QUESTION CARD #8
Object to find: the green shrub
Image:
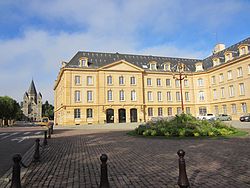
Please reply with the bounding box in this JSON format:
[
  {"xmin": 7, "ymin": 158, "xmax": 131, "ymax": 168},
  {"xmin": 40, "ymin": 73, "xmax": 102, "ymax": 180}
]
[{"xmin": 135, "ymin": 113, "xmax": 240, "ymax": 137}]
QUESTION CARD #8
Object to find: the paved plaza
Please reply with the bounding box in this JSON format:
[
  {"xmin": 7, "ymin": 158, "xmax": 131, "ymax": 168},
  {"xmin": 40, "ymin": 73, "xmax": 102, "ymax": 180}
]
[{"xmin": 1, "ymin": 122, "xmax": 250, "ymax": 187}]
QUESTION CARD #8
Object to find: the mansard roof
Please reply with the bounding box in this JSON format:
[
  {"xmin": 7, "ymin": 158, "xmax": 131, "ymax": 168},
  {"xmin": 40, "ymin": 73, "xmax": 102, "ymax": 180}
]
[
  {"xmin": 28, "ymin": 80, "xmax": 37, "ymax": 95},
  {"xmin": 64, "ymin": 37, "xmax": 250, "ymax": 72}
]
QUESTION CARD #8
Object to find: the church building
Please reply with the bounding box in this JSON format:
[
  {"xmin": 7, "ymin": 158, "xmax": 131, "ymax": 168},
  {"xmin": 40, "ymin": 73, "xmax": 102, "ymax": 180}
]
[{"xmin": 22, "ymin": 80, "xmax": 42, "ymax": 121}]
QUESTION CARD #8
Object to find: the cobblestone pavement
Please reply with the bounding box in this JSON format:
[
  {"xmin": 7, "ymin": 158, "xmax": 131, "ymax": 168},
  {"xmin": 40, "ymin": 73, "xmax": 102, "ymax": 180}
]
[{"xmin": 7, "ymin": 127, "xmax": 247, "ymax": 188}]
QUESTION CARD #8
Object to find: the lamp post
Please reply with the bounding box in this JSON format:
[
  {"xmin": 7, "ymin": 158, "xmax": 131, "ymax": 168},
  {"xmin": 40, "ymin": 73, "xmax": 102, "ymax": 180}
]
[{"xmin": 172, "ymin": 63, "xmax": 187, "ymax": 113}]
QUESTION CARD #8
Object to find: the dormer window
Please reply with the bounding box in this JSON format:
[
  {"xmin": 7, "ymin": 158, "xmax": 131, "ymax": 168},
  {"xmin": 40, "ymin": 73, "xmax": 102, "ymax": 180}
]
[
  {"xmin": 224, "ymin": 52, "xmax": 232, "ymax": 62},
  {"xmin": 79, "ymin": 58, "xmax": 88, "ymax": 67},
  {"xmin": 163, "ymin": 63, "xmax": 171, "ymax": 71},
  {"xmin": 195, "ymin": 62, "xmax": 203, "ymax": 72},
  {"xmin": 238, "ymin": 44, "xmax": 249, "ymax": 56},
  {"xmin": 149, "ymin": 61, "xmax": 157, "ymax": 70},
  {"xmin": 212, "ymin": 57, "xmax": 220, "ymax": 67}
]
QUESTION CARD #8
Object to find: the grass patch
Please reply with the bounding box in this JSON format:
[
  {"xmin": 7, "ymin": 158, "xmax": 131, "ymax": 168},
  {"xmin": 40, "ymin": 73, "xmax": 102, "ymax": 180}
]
[{"xmin": 130, "ymin": 113, "xmax": 247, "ymax": 139}]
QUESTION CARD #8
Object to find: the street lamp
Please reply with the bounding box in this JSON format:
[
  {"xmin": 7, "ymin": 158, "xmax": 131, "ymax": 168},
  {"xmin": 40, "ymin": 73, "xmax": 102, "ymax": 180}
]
[{"xmin": 172, "ymin": 62, "xmax": 187, "ymax": 113}]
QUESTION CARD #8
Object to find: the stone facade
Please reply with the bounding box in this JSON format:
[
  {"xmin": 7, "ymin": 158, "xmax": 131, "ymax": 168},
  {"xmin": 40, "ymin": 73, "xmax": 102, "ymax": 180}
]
[
  {"xmin": 54, "ymin": 37, "xmax": 250, "ymax": 125},
  {"xmin": 22, "ymin": 80, "xmax": 42, "ymax": 121}
]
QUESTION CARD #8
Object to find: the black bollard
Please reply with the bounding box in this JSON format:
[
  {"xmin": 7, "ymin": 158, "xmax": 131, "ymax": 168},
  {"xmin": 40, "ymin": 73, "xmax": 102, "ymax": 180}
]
[
  {"xmin": 48, "ymin": 127, "xmax": 51, "ymax": 139},
  {"xmin": 10, "ymin": 154, "xmax": 22, "ymax": 188},
  {"xmin": 99, "ymin": 154, "xmax": 109, "ymax": 188},
  {"xmin": 43, "ymin": 131, "xmax": 48, "ymax": 146},
  {"xmin": 177, "ymin": 149, "xmax": 190, "ymax": 188},
  {"xmin": 33, "ymin": 139, "xmax": 40, "ymax": 162},
  {"xmin": 51, "ymin": 124, "xmax": 54, "ymax": 134}
]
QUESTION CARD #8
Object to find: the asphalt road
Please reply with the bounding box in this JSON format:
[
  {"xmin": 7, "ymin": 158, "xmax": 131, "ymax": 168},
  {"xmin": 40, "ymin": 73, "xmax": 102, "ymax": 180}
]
[{"xmin": 0, "ymin": 126, "xmax": 44, "ymax": 177}]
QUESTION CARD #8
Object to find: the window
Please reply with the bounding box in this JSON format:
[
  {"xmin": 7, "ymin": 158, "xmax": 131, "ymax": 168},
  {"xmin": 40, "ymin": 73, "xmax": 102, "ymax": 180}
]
[
  {"xmin": 120, "ymin": 90, "xmax": 125, "ymax": 101},
  {"xmin": 241, "ymin": 103, "xmax": 247, "ymax": 113},
  {"xmin": 74, "ymin": 109, "xmax": 81, "ymax": 118},
  {"xmin": 148, "ymin": 108, "xmax": 153, "ymax": 116},
  {"xmin": 214, "ymin": 106, "xmax": 219, "ymax": 115},
  {"xmin": 231, "ymin": 104, "xmax": 237, "ymax": 114},
  {"xmin": 199, "ymin": 107, "xmax": 207, "ymax": 116},
  {"xmin": 164, "ymin": 63, "xmax": 170, "ymax": 71},
  {"xmin": 225, "ymin": 53, "xmax": 232, "ymax": 62},
  {"xmin": 150, "ymin": 63, "xmax": 157, "ymax": 70},
  {"xmin": 175, "ymin": 80, "xmax": 180, "ymax": 87},
  {"xmin": 87, "ymin": 109, "xmax": 93, "ymax": 118},
  {"xmin": 229, "ymin": 85, "xmax": 235, "ymax": 97},
  {"xmin": 227, "ymin": 71, "xmax": 232, "ymax": 80},
  {"xmin": 130, "ymin": 76, "xmax": 136, "ymax": 85},
  {"xmin": 197, "ymin": 78, "xmax": 204, "ymax": 87},
  {"xmin": 156, "ymin": 78, "xmax": 161, "ymax": 86},
  {"xmin": 158, "ymin": 107, "xmax": 163, "ymax": 116},
  {"xmin": 167, "ymin": 107, "xmax": 172, "ymax": 116},
  {"xmin": 186, "ymin": 107, "xmax": 191, "ymax": 114},
  {"xmin": 87, "ymin": 76, "xmax": 93, "ymax": 85},
  {"xmin": 177, "ymin": 107, "xmax": 182, "ymax": 115},
  {"xmin": 213, "ymin": 89, "xmax": 217, "ymax": 100},
  {"xmin": 119, "ymin": 76, "xmax": 124, "ymax": 85},
  {"xmin": 237, "ymin": 67, "xmax": 243, "ymax": 77},
  {"xmin": 219, "ymin": 73, "xmax": 224, "ymax": 82},
  {"xmin": 157, "ymin": 91, "xmax": 162, "ymax": 101},
  {"xmin": 176, "ymin": 92, "xmax": 180, "ymax": 101},
  {"xmin": 148, "ymin": 91, "xmax": 153, "ymax": 101},
  {"xmin": 240, "ymin": 47, "xmax": 247, "ymax": 56},
  {"xmin": 211, "ymin": 76, "xmax": 216, "ymax": 85},
  {"xmin": 184, "ymin": 80, "xmax": 189, "ymax": 87},
  {"xmin": 131, "ymin": 90, "xmax": 136, "ymax": 101},
  {"xmin": 147, "ymin": 78, "xmax": 152, "ymax": 86},
  {"xmin": 239, "ymin": 83, "xmax": 245, "ymax": 95},
  {"xmin": 185, "ymin": 92, "xmax": 190, "ymax": 101},
  {"xmin": 222, "ymin": 105, "xmax": 227, "ymax": 114},
  {"xmin": 221, "ymin": 87, "xmax": 225, "ymax": 98},
  {"xmin": 198, "ymin": 91, "xmax": 205, "ymax": 101},
  {"xmin": 107, "ymin": 76, "xmax": 112, "ymax": 85},
  {"xmin": 80, "ymin": 58, "xmax": 88, "ymax": 67},
  {"xmin": 107, "ymin": 90, "xmax": 113, "ymax": 101},
  {"xmin": 75, "ymin": 90, "xmax": 81, "ymax": 102},
  {"xmin": 87, "ymin": 91, "xmax": 93, "ymax": 102},
  {"xmin": 167, "ymin": 91, "xmax": 172, "ymax": 101},
  {"xmin": 75, "ymin": 76, "xmax": 80, "ymax": 85},
  {"xmin": 166, "ymin": 79, "xmax": 171, "ymax": 86}
]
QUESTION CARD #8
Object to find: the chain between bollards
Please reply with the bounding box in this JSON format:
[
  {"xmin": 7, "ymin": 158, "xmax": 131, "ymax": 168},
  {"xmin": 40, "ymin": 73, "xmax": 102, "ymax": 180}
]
[
  {"xmin": 33, "ymin": 138, "xmax": 41, "ymax": 162},
  {"xmin": 10, "ymin": 154, "xmax": 27, "ymax": 188},
  {"xmin": 99, "ymin": 154, "xmax": 109, "ymax": 188},
  {"xmin": 177, "ymin": 149, "xmax": 190, "ymax": 188},
  {"xmin": 43, "ymin": 131, "xmax": 48, "ymax": 146}
]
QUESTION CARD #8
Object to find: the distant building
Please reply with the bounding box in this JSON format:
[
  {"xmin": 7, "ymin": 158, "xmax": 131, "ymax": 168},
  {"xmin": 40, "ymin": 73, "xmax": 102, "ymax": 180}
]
[
  {"xmin": 22, "ymin": 80, "xmax": 42, "ymax": 121},
  {"xmin": 54, "ymin": 37, "xmax": 250, "ymax": 125}
]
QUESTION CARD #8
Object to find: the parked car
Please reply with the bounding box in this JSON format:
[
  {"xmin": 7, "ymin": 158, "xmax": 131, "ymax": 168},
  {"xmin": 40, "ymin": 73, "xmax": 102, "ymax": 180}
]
[
  {"xmin": 240, "ymin": 113, "xmax": 250, "ymax": 122},
  {"xmin": 197, "ymin": 114, "xmax": 216, "ymax": 121},
  {"xmin": 216, "ymin": 114, "xmax": 232, "ymax": 121}
]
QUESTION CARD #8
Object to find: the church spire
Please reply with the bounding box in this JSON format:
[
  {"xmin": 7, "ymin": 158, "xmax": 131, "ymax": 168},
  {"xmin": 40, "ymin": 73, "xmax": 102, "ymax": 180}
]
[{"xmin": 28, "ymin": 79, "xmax": 37, "ymax": 95}]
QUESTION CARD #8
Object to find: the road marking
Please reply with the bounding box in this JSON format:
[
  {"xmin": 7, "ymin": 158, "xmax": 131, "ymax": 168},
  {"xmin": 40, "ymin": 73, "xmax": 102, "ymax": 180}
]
[
  {"xmin": 0, "ymin": 133, "xmax": 7, "ymax": 136},
  {"xmin": 1, "ymin": 132, "xmax": 18, "ymax": 140},
  {"xmin": 23, "ymin": 132, "xmax": 31, "ymax": 135},
  {"xmin": 34, "ymin": 131, "xmax": 41, "ymax": 135}
]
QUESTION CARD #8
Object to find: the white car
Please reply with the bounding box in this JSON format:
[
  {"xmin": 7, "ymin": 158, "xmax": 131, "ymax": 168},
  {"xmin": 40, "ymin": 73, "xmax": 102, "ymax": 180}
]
[{"xmin": 197, "ymin": 114, "xmax": 216, "ymax": 121}]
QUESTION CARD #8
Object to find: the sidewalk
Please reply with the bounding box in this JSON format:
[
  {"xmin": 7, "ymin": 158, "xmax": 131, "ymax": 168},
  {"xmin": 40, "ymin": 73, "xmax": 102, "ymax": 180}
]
[{"xmin": 2, "ymin": 125, "xmax": 250, "ymax": 187}]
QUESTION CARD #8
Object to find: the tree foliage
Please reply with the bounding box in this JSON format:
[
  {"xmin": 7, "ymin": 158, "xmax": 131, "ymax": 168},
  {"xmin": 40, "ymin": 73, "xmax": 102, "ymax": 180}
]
[
  {"xmin": 42, "ymin": 100, "xmax": 54, "ymax": 120},
  {"xmin": 0, "ymin": 96, "xmax": 23, "ymax": 120}
]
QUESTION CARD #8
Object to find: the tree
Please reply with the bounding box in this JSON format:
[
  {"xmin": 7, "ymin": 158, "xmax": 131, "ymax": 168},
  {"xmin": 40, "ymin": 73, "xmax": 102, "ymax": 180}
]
[{"xmin": 42, "ymin": 101, "xmax": 54, "ymax": 120}]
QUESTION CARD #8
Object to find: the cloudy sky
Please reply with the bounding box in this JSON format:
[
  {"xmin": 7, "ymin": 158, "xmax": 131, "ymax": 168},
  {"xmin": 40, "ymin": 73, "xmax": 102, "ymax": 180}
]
[{"xmin": 0, "ymin": 0, "xmax": 250, "ymax": 104}]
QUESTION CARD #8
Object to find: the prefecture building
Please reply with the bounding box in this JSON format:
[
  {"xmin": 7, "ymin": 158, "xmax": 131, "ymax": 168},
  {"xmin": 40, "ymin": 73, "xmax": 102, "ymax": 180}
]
[
  {"xmin": 54, "ymin": 37, "xmax": 250, "ymax": 125},
  {"xmin": 22, "ymin": 80, "xmax": 42, "ymax": 121}
]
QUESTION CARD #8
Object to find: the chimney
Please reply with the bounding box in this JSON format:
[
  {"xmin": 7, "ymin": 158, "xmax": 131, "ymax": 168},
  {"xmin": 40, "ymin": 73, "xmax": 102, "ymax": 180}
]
[{"xmin": 213, "ymin": 43, "xmax": 225, "ymax": 54}]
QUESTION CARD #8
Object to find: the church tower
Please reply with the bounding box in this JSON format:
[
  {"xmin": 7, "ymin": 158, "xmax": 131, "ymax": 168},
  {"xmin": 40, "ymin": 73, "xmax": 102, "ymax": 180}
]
[{"xmin": 22, "ymin": 80, "xmax": 42, "ymax": 121}]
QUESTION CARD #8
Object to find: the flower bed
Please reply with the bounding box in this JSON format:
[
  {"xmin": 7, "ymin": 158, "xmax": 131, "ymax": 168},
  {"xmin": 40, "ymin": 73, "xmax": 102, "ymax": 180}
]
[{"xmin": 134, "ymin": 114, "xmax": 240, "ymax": 137}]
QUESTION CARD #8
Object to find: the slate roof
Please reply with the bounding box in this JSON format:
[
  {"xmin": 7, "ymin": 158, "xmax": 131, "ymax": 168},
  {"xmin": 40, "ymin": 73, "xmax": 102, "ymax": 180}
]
[
  {"xmin": 28, "ymin": 80, "xmax": 37, "ymax": 96},
  {"xmin": 65, "ymin": 37, "xmax": 250, "ymax": 72}
]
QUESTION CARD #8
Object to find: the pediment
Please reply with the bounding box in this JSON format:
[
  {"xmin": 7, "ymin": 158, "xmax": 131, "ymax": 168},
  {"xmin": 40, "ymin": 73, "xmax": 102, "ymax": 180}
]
[{"xmin": 98, "ymin": 60, "xmax": 144, "ymax": 72}]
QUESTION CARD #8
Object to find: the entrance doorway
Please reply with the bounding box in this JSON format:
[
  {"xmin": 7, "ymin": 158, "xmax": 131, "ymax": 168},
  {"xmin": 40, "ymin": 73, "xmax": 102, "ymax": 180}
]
[
  {"xmin": 118, "ymin": 109, "xmax": 126, "ymax": 123},
  {"xmin": 130, "ymin": 108, "xmax": 138, "ymax": 122},
  {"xmin": 106, "ymin": 109, "xmax": 114, "ymax": 123}
]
